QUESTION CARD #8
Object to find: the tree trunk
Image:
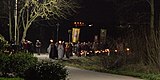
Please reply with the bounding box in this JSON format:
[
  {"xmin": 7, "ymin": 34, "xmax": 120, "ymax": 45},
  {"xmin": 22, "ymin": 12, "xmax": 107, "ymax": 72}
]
[
  {"xmin": 16, "ymin": 26, "xmax": 19, "ymax": 45},
  {"xmin": 21, "ymin": 28, "xmax": 28, "ymax": 42},
  {"xmin": 9, "ymin": 9, "xmax": 12, "ymax": 41},
  {"xmin": 159, "ymin": 13, "xmax": 160, "ymax": 29},
  {"xmin": 150, "ymin": 0, "xmax": 154, "ymax": 32},
  {"xmin": 8, "ymin": 1, "xmax": 12, "ymax": 41},
  {"xmin": 148, "ymin": 0, "xmax": 160, "ymax": 68}
]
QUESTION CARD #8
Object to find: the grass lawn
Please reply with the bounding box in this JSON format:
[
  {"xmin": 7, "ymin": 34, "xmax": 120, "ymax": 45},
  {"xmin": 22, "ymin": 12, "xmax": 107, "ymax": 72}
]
[{"xmin": 0, "ymin": 78, "xmax": 23, "ymax": 80}]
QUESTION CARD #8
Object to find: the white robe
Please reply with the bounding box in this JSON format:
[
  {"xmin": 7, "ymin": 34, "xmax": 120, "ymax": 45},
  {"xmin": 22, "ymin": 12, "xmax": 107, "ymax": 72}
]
[
  {"xmin": 57, "ymin": 44, "xmax": 64, "ymax": 59},
  {"xmin": 47, "ymin": 44, "xmax": 51, "ymax": 53}
]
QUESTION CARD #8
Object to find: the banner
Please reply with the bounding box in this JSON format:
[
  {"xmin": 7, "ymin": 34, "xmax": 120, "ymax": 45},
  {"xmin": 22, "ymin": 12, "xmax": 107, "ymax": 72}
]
[{"xmin": 72, "ymin": 28, "xmax": 80, "ymax": 43}]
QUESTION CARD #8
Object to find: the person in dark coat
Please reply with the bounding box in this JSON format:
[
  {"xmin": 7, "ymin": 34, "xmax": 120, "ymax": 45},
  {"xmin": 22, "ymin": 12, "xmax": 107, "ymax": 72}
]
[
  {"xmin": 65, "ymin": 42, "xmax": 72, "ymax": 59},
  {"xmin": 48, "ymin": 40, "xmax": 58, "ymax": 59}
]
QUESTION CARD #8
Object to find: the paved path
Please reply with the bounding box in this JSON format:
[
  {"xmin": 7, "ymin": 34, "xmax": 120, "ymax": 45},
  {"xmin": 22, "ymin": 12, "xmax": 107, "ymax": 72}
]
[
  {"xmin": 34, "ymin": 54, "xmax": 143, "ymax": 80},
  {"xmin": 66, "ymin": 66, "xmax": 143, "ymax": 80}
]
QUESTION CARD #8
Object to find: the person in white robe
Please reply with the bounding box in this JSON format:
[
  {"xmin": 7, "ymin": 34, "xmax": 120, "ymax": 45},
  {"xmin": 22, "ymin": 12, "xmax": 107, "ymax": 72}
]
[{"xmin": 57, "ymin": 41, "xmax": 64, "ymax": 59}]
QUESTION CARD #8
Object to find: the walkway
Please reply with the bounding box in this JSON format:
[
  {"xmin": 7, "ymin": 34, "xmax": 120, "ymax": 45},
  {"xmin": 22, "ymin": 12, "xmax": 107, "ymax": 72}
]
[
  {"xmin": 34, "ymin": 53, "xmax": 143, "ymax": 80},
  {"xmin": 67, "ymin": 66, "xmax": 143, "ymax": 80}
]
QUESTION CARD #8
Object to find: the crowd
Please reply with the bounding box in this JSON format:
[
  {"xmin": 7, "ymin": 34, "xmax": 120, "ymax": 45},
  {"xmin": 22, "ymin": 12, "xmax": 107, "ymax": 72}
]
[
  {"xmin": 6, "ymin": 38, "xmax": 130, "ymax": 59},
  {"xmin": 47, "ymin": 40, "xmax": 109, "ymax": 59},
  {"xmin": 20, "ymin": 39, "xmax": 42, "ymax": 54},
  {"xmin": 47, "ymin": 39, "xmax": 131, "ymax": 59}
]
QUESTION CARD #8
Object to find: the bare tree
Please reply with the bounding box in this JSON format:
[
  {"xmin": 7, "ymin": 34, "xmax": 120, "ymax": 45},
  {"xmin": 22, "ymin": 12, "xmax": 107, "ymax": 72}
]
[{"xmin": 15, "ymin": 0, "xmax": 78, "ymax": 44}]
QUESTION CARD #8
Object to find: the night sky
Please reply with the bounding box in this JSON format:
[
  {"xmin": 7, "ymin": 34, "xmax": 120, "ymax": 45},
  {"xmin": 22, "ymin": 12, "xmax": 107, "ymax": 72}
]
[
  {"xmin": 72, "ymin": 0, "xmax": 117, "ymax": 40},
  {"xmin": 25, "ymin": 0, "xmax": 118, "ymax": 49},
  {"xmin": 58, "ymin": 0, "xmax": 117, "ymax": 42}
]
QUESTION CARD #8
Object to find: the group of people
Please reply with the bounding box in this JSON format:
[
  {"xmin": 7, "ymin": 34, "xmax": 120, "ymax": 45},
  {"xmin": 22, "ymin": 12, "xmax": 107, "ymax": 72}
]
[
  {"xmin": 47, "ymin": 40, "xmax": 72, "ymax": 59},
  {"xmin": 8, "ymin": 37, "xmax": 127, "ymax": 59},
  {"xmin": 21, "ymin": 39, "xmax": 42, "ymax": 54},
  {"xmin": 47, "ymin": 40, "xmax": 108, "ymax": 59}
]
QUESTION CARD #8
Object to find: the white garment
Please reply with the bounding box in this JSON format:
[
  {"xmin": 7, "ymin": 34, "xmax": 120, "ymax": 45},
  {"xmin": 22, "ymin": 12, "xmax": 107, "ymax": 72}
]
[
  {"xmin": 57, "ymin": 44, "xmax": 64, "ymax": 59},
  {"xmin": 47, "ymin": 44, "xmax": 51, "ymax": 53}
]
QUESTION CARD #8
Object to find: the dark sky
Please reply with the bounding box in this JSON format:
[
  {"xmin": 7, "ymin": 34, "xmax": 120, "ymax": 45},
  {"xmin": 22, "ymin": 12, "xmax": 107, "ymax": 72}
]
[
  {"xmin": 28, "ymin": 0, "xmax": 117, "ymax": 44},
  {"xmin": 72, "ymin": 0, "xmax": 116, "ymax": 26},
  {"xmin": 65, "ymin": 0, "xmax": 117, "ymax": 42}
]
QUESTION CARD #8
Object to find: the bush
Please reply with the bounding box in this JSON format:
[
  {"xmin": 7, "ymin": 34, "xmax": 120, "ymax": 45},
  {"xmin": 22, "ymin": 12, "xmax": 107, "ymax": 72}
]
[
  {"xmin": 24, "ymin": 61, "xmax": 68, "ymax": 80},
  {"xmin": 0, "ymin": 52, "xmax": 38, "ymax": 77},
  {"xmin": 0, "ymin": 34, "xmax": 8, "ymax": 51}
]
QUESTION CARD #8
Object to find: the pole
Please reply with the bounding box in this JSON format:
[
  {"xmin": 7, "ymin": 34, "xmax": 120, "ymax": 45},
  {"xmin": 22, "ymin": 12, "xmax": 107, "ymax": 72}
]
[
  {"xmin": 69, "ymin": 33, "xmax": 71, "ymax": 42},
  {"xmin": 68, "ymin": 30, "xmax": 71, "ymax": 42},
  {"xmin": 56, "ymin": 23, "xmax": 60, "ymax": 42},
  {"xmin": 14, "ymin": 0, "xmax": 18, "ymax": 44}
]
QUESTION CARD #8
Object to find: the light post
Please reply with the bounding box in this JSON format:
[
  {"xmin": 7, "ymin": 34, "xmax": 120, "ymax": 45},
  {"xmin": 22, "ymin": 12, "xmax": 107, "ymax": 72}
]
[{"xmin": 56, "ymin": 23, "xmax": 60, "ymax": 42}]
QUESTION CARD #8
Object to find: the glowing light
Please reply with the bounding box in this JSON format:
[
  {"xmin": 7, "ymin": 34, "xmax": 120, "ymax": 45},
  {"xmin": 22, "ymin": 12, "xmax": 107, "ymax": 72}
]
[
  {"xmin": 74, "ymin": 22, "xmax": 76, "ymax": 25},
  {"xmin": 95, "ymin": 50, "xmax": 100, "ymax": 54},
  {"xmin": 72, "ymin": 53, "xmax": 75, "ymax": 56},
  {"xmin": 80, "ymin": 52, "xmax": 83, "ymax": 55},
  {"xmin": 105, "ymin": 49, "xmax": 110, "ymax": 52},
  {"xmin": 59, "ymin": 41, "xmax": 62, "ymax": 43},
  {"xmin": 115, "ymin": 50, "xmax": 118, "ymax": 52},
  {"xmin": 126, "ymin": 48, "xmax": 130, "ymax": 51},
  {"xmin": 50, "ymin": 39, "xmax": 53, "ymax": 42}
]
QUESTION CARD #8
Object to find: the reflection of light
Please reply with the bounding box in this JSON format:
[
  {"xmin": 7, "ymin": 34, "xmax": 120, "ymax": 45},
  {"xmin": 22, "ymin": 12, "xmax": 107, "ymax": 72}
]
[
  {"xmin": 115, "ymin": 50, "xmax": 118, "ymax": 52},
  {"xmin": 126, "ymin": 48, "xmax": 130, "ymax": 51}
]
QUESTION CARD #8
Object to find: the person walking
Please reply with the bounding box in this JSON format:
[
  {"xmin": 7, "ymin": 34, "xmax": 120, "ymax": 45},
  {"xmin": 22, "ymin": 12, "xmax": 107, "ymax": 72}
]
[
  {"xmin": 28, "ymin": 40, "xmax": 34, "ymax": 54},
  {"xmin": 75, "ymin": 42, "xmax": 81, "ymax": 57},
  {"xmin": 57, "ymin": 41, "xmax": 64, "ymax": 59},
  {"xmin": 48, "ymin": 40, "xmax": 58, "ymax": 59},
  {"xmin": 35, "ymin": 40, "xmax": 42, "ymax": 55},
  {"xmin": 65, "ymin": 42, "xmax": 73, "ymax": 59}
]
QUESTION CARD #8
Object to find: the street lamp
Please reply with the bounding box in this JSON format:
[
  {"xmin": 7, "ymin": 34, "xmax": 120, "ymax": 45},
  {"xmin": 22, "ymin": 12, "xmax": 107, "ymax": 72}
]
[{"xmin": 56, "ymin": 23, "xmax": 60, "ymax": 42}]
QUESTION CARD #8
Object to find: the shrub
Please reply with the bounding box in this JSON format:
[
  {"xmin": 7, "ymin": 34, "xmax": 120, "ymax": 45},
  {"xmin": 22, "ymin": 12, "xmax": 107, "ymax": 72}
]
[
  {"xmin": 24, "ymin": 61, "xmax": 68, "ymax": 80},
  {"xmin": 0, "ymin": 52, "xmax": 38, "ymax": 77},
  {"xmin": 0, "ymin": 34, "xmax": 8, "ymax": 51}
]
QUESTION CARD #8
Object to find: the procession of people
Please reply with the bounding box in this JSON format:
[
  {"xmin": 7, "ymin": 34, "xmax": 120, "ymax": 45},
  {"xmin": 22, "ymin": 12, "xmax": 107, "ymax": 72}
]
[{"xmin": 14, "ymin": 37, "xmax": 129, "ymax": 60}]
